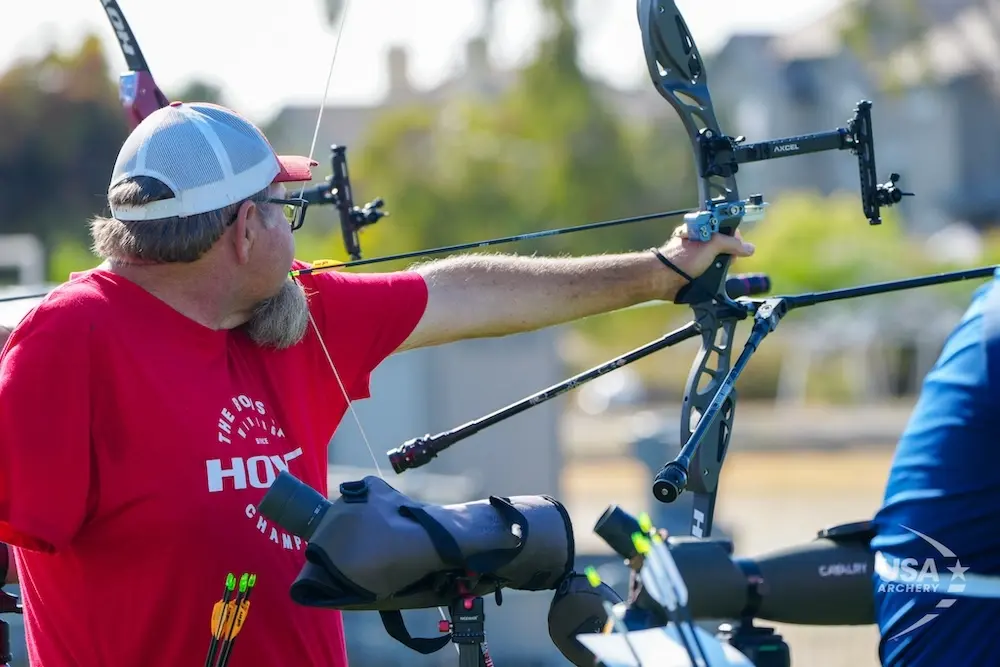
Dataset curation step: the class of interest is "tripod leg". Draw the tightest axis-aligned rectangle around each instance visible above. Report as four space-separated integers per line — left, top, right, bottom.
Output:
458 643 481 667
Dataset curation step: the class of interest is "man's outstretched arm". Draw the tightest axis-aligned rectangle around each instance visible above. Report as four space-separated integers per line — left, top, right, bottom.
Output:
400 227 755 350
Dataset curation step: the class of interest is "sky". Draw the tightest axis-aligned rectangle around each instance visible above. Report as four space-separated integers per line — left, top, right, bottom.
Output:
1 0 845 127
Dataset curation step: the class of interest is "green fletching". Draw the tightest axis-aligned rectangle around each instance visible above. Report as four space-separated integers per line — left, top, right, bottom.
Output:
632 532 651 555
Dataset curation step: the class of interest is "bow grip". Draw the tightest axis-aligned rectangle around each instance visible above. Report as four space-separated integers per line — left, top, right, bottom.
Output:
674 254 731 305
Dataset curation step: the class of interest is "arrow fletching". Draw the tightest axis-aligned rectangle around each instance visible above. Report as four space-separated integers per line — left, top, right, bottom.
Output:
209 573 237 638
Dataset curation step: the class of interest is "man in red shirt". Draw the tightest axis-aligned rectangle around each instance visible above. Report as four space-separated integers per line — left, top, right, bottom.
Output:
0 102 754 666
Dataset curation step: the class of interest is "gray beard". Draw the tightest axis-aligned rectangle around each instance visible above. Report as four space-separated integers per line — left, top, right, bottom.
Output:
242 278 310 349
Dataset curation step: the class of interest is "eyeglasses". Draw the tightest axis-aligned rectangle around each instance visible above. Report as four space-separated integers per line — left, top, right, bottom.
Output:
267 197 309 231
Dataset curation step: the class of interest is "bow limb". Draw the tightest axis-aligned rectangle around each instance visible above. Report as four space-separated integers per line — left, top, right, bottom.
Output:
637 0 748 538
98 0 169 129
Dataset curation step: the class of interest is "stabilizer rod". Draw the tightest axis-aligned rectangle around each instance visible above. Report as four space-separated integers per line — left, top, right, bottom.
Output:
387 275 772 474
652 264 999 503
387 321 704 474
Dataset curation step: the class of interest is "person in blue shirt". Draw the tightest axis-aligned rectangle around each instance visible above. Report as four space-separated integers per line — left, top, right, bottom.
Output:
872 270 1000 666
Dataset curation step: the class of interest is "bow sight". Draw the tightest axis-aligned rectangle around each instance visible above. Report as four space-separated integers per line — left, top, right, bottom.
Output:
680 100 911 242
293 146 387 261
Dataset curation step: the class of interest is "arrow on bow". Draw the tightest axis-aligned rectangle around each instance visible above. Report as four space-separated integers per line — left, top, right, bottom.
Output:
53 0 1000 548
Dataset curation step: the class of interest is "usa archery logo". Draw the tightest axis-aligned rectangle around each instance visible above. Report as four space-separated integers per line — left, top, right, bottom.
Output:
874 526 969 640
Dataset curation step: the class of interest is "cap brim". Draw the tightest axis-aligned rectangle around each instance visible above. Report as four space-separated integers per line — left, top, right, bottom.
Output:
273 155 318 183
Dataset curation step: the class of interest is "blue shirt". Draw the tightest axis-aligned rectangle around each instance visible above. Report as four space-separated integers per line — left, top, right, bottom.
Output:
872 270 1000 666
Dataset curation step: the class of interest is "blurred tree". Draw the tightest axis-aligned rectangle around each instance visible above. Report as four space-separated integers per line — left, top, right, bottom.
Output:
839 0 927 62
345 0 695 269
0 34 126 264
320 0 346 28
734 191 927 292
169 80 226 106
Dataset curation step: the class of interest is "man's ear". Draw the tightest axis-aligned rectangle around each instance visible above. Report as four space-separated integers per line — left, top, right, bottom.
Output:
230 200 259 266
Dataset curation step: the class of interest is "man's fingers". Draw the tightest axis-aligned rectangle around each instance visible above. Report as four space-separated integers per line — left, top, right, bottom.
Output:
711 231 755 257
669 225 755 256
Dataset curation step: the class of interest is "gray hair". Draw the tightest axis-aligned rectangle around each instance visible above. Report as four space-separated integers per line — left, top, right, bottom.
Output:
89 176 270 264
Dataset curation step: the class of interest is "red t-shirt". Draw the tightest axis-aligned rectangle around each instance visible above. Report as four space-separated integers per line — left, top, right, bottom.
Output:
0 263 428 666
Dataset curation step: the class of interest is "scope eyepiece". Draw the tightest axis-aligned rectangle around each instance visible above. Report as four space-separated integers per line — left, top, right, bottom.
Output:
257 470 331 541
594 504 647 560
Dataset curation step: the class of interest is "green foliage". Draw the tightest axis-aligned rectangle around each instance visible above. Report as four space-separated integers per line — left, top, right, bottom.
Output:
170 80 226 106
341 1 695 270
734 191 930 292
48 237 100 283
837 0 933 93
0 34 126 258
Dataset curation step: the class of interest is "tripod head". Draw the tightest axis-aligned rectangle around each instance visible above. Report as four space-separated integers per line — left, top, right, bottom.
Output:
436 576 491 667
0 587 23 667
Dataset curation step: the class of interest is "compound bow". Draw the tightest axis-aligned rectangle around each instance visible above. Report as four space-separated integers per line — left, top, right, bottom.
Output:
69 0 1000 549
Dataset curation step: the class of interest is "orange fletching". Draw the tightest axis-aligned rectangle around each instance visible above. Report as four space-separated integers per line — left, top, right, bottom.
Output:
227 600 252 639
210 600 237 638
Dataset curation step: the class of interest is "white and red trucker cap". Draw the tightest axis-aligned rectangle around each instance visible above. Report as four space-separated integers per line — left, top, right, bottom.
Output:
108 101 317 221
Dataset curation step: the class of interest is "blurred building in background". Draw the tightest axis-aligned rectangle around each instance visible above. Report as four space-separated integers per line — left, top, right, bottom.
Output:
711 0 1000 234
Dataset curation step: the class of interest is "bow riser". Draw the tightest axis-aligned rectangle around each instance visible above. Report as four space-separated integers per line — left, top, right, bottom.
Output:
680 318 737 537
638 0 748 538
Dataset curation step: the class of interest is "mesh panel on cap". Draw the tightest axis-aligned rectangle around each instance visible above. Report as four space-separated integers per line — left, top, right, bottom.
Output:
109 107 181 188
198 105 273 175
108 102 283 221
143 111 225 191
